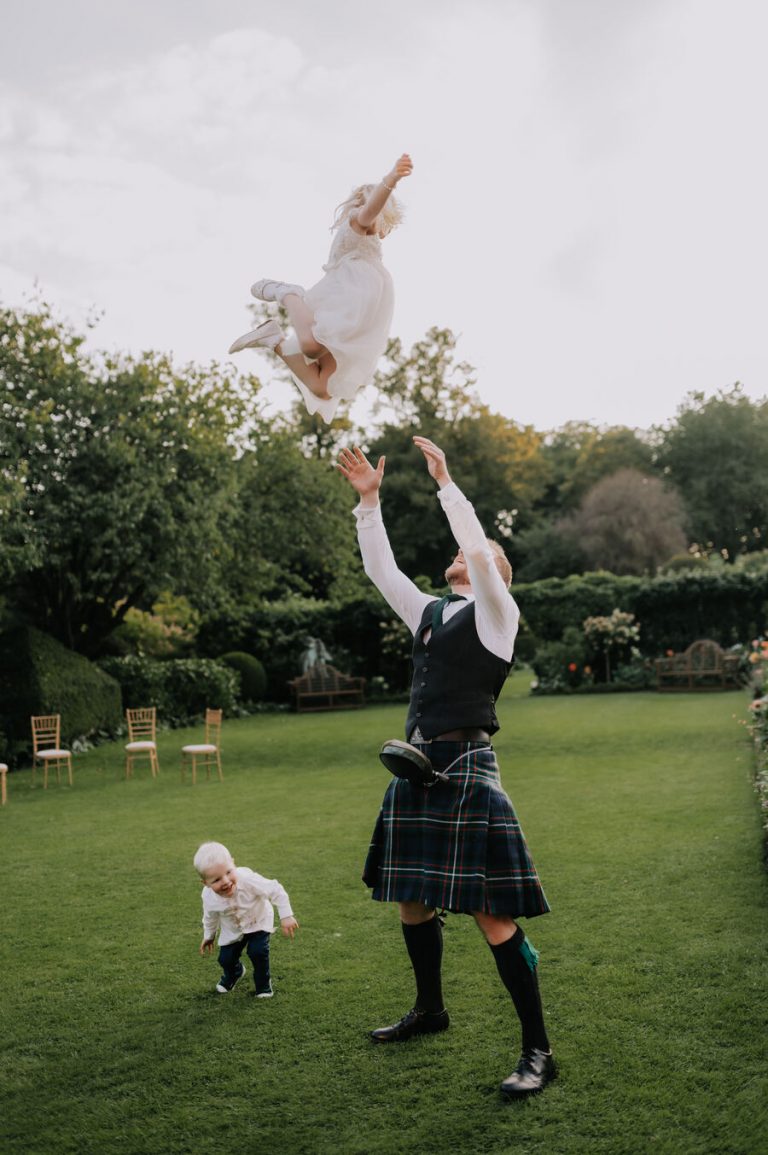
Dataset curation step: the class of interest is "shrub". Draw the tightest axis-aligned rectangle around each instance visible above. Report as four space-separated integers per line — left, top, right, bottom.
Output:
163 660 239 723
0 626 122 764
98 656 239 726
99 655 170 713
219 652 267 703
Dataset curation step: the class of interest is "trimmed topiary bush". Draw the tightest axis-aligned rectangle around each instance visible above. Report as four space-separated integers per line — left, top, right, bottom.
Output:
0 626 122 764
219 652 267 703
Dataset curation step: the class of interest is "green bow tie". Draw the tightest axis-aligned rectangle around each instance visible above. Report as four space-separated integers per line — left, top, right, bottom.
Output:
431 593 467 633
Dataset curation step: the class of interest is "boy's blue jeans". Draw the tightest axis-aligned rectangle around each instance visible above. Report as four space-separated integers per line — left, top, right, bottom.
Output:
218 931 271 994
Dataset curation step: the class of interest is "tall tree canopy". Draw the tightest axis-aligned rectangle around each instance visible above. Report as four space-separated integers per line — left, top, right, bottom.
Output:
0 302 249 654
567 468 688 575
655 385 768 558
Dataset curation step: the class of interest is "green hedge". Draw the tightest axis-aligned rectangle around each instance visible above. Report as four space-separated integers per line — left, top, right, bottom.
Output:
98 656 239 725
516 568 768 653
0 626 122 765
195 568 768 704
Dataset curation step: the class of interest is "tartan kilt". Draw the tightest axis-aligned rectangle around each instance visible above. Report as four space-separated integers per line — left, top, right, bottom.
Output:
363 741 550 918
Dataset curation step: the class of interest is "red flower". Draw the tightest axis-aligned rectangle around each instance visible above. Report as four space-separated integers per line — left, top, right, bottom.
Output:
568 662 578 672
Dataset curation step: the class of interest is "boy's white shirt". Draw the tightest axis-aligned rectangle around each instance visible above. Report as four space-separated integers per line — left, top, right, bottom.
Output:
201 866 294 945
353 480 519 662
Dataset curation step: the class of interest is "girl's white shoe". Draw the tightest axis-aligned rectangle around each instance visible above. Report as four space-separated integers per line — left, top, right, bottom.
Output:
228 318 285 354
250 279 305 303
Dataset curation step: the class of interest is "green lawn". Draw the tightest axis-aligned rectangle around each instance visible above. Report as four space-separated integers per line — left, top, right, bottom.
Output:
2 676 766 1155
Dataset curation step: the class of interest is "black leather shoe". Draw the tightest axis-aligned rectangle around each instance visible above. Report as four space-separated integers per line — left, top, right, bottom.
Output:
500 1049 556 1097
370 1007 450 1043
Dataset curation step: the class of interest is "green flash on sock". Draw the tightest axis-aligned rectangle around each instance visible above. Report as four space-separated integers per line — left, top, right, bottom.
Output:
519 937 539 973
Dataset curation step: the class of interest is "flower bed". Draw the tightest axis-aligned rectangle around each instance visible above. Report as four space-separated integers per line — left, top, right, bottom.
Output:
745 638 768 852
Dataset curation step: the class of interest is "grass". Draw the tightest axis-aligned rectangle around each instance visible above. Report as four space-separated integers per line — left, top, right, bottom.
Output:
2 673 767 1155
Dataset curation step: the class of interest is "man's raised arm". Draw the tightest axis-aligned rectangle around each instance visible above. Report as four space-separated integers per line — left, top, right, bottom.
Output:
412 436 519 659
337 446 432 634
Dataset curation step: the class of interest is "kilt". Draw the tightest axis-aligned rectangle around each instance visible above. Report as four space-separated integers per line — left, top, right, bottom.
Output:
363 741 550 918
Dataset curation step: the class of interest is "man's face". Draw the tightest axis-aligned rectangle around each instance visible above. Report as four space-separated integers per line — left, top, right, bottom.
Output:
203 862 238 897
445 549 469 587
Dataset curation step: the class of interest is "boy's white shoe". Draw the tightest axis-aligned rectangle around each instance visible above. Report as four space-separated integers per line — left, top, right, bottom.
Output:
228 319 284 354
255 983 274 999
216 961 246 994
250 279 305 303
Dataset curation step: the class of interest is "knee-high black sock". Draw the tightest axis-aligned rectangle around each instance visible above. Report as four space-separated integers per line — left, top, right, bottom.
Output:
489 927 550 1052
402 916 445 1014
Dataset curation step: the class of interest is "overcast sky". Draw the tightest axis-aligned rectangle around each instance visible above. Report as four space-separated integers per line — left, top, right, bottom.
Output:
2 0 766 432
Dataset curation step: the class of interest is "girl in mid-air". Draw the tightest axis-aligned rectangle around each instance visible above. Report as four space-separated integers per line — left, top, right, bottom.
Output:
229 153 412 424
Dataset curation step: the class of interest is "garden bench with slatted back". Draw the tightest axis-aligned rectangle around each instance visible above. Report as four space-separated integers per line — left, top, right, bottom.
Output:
288 662 366 712
654 638 741 691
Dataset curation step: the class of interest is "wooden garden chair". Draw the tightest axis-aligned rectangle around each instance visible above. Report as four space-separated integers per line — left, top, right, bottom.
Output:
125 707 160 778
181 708 223 784
31 715 74 788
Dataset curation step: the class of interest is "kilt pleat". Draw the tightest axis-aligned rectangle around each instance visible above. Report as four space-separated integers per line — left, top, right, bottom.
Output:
363 742 550 918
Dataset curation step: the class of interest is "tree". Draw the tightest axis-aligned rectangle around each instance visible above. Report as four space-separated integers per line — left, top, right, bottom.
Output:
221 423 362 606
0 302 250 655
538 422 654 517
654 386 768 558
362 329 550 584
513 519 588 582
567 469 688 575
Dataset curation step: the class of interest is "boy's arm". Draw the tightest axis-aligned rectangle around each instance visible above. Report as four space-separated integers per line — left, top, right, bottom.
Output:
200 891 219 952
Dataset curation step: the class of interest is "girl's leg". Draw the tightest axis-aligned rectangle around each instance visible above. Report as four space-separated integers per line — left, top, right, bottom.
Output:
245 931 272 996
276 292 336 400
275 347 337 401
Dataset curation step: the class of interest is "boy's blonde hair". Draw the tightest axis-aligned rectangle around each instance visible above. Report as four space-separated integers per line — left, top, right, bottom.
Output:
193 841 234 877
333 183 404 237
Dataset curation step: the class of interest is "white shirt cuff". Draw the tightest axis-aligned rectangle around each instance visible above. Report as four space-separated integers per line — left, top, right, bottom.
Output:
436 481 463 508
353 501 383 526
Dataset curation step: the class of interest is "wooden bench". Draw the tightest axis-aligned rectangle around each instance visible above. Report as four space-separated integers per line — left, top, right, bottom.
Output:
655 639 741 691
288 663 366 712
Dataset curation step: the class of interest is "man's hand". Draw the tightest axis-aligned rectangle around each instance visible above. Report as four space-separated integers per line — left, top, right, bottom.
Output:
413 436 452 488
337 447 386 508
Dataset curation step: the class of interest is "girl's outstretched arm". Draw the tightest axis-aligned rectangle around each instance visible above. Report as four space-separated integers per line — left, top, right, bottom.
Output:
356 153 413 230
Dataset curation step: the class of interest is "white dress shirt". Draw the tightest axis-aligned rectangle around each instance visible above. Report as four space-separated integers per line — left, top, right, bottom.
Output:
201 866 294 946
354 481 519 662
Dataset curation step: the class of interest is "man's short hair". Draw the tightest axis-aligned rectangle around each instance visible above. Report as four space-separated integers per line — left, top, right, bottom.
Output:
488 540 513 588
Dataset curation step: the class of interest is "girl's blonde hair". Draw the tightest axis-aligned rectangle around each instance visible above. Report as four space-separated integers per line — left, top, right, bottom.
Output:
332 183 404 236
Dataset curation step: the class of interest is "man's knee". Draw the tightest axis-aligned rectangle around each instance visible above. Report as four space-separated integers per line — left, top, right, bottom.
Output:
472 910 518 945
399 901 435 925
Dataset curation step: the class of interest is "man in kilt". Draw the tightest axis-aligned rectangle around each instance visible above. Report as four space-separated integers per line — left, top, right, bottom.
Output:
337 435 555 1098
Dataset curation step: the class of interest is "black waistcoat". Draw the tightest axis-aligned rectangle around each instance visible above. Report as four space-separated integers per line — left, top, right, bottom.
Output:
404 600 512 740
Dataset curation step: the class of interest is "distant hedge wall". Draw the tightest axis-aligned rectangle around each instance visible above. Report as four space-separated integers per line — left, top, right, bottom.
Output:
515 568 768 652
0 626 122 765
196 568 768 702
